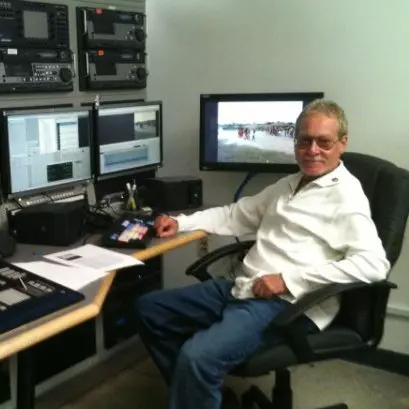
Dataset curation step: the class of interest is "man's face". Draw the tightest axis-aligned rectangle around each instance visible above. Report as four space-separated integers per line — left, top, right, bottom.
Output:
294 113 348 178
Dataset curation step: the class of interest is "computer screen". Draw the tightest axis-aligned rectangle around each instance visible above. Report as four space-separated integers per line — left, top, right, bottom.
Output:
94 101 163 179
200 92 324 173
1 108 92 197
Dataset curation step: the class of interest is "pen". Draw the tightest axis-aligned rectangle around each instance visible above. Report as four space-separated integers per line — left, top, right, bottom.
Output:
19 277 27 291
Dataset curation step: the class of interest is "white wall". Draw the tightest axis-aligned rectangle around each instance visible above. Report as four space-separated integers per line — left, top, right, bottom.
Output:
146 0 409 353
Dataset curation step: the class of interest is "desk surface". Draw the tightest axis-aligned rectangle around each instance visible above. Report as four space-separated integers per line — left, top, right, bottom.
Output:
0 230 207 360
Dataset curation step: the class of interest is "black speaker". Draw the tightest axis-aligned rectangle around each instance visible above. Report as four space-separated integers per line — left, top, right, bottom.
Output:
8 200 86 246
144 176 202 211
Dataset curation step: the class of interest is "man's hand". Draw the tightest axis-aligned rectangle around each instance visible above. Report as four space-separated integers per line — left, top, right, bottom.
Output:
154 215 179 238
252 274 288 298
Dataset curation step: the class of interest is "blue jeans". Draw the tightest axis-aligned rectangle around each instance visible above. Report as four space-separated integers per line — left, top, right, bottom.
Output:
135 279 318 409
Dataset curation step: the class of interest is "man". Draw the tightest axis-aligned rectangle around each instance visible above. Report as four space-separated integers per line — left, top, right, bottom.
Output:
136 100 390 409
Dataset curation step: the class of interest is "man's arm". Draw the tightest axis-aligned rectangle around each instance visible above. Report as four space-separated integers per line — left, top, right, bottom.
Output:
174 184 276 237
281 206 391 299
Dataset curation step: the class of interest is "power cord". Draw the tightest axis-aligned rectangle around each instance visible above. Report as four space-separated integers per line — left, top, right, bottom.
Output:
13 198 23 209
233 172 257 244
42 192 55 202
233 172 256 203
227 172 258 276
84 205 115 232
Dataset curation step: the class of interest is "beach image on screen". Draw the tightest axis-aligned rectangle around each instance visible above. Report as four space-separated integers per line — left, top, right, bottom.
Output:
217 101 303 164
134 111 158 139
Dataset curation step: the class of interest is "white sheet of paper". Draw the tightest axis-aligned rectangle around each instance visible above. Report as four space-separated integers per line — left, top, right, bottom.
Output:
43 244 143 272
12 261 107 290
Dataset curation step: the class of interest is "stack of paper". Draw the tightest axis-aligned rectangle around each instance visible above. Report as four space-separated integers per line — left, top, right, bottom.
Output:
13 244 143 290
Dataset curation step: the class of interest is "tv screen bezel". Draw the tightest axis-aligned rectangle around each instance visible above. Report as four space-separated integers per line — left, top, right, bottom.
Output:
93 100 164 182
0 106 93 199
199 92 324 173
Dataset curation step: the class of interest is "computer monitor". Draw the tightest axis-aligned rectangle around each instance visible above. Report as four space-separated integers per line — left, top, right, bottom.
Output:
0 107 92 198
200 92 324 173
94 101 163 180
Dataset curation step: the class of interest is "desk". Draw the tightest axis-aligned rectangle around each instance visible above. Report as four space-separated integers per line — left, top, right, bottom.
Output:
0 230 207 409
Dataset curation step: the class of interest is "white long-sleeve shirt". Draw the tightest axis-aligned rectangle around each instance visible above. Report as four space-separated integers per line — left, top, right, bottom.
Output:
175 163 390 330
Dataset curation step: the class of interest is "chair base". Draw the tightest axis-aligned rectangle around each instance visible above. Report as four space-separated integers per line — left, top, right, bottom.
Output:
241 386 347 409
240 369 348 409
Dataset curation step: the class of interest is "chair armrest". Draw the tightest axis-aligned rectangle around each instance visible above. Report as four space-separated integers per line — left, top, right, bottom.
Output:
271 280 396 363
273 280 397 327
186 240 254 281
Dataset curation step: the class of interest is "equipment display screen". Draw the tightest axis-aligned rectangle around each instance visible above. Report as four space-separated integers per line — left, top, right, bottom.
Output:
96 102 162 177
23 11 49 39
4 109 92 196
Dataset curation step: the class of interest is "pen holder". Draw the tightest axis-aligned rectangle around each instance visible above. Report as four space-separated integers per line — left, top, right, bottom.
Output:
124 191 138 211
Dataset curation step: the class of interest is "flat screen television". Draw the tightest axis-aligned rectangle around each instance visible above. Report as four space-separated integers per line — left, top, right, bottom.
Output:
200 92 324 173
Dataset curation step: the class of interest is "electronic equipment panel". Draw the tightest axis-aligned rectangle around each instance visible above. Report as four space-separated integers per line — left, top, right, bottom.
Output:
0 1 69 49
94 101 162 179
0 107 92 198
100 215 155 249
0 48 74 93
77 7 146 50
78 49 146 91
200 92 324 174
0 261 84 335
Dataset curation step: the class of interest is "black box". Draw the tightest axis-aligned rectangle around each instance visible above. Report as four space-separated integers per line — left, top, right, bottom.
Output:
8 200 86 246
144 176 202 211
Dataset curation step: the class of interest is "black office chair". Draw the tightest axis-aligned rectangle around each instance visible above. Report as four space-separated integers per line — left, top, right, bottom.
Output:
185 152 409 409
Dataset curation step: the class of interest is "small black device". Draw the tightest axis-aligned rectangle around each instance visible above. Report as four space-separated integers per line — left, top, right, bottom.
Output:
76 7 146 50
200 92 324 173
0 1 70 49
0 107 92 199
0 48 74 94
100 215 155 249
144 176 203 211
78 49 147 91
8 200 86 246
0 261 84 335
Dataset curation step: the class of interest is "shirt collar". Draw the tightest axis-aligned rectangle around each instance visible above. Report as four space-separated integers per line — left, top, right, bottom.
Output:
289 161 346 191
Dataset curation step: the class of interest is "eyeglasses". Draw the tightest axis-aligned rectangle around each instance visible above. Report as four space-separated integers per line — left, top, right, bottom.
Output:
294 136 339 151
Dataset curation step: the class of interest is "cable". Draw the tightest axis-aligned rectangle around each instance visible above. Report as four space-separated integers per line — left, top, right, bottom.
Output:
42 192 55 202
82 233 93 245
107 203 120 216
232 171 257 245
13 198 23 209
233 172 256 203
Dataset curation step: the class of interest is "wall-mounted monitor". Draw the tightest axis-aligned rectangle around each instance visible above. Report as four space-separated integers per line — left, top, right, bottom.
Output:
93 101 163 180
0 107 92 198
200 92 324 173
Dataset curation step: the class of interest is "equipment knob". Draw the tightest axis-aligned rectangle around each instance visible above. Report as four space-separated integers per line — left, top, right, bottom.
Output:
59 67 73 83
134 67 147 81
59 50 68 60
134 28 146 43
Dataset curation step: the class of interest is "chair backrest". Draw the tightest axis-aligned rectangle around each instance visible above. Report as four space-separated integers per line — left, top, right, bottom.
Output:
333 152 409 342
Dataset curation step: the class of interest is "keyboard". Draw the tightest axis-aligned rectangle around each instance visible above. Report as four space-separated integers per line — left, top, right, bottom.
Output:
0 262 85 335
99 214 156 249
